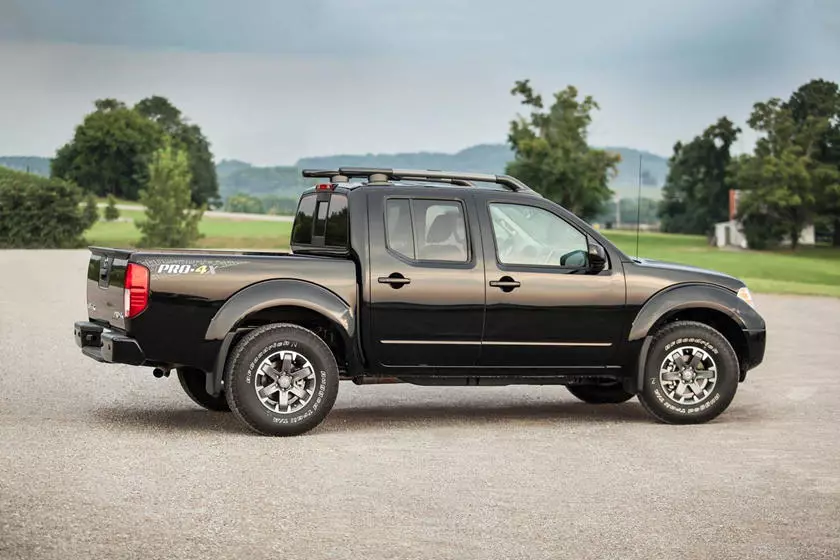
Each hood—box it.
[631,258,745,292]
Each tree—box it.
[225,192,265,214]
[786,79,840,245]
[731,98,839,250]
[135,96,220,207]
[104,194,120,221]
[659,118,740,234]
[82,194,99,227]
[506,80,619,219]
[137,143,203,248]
[51,101,163,200]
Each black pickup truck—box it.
[75,167,766,436]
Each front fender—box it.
[204,279,354,341]
[628,283,763,341]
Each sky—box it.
[1,0,838,166]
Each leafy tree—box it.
[225,192,265,214]
[82,194,99,227]
[135,96,220,206]
[506,80,619,219]
[786,79,840,245]
[732,98,839,250]
[104,194,120,221]
[137,143,203,248]
[659,118,740,234]
[52,101,163,200]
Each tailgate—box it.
[86,247,134,331]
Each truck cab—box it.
[75,167,766,436]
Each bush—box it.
[0,167,90,248]
[104,194,120,221]
[82,194,99,227]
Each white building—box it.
[713,190,815,248]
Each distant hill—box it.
[3,144,670,201]
[296,144,668,200]
[0,156,51,177]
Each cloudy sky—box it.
[1,0,838,166]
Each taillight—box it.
[316,183,334,190]
[124,263,149,318]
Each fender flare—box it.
[628,283,750,342]
[205,279,354,341]
[203,279,355,397]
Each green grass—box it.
[86,210,840,297]
[603,230,840,297]
[86,209,291,249]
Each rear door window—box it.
[385,198,468,263]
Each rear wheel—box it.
[224,323,339,436]
[637,320,739,424]
[177,367,229,412]
[566,382,634,404]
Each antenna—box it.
[635,153,642,258]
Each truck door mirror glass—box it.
[587,243,607,273]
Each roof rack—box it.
[301,167,534,193]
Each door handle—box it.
[489,276,520,292]
[378,273,411,288]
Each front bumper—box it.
[74,321,145,365]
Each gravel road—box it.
[1,250,838,560]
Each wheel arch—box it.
[629,284,750,379]
[203,279,359,396]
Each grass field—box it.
[87,210,291,249]
[85,211,840,297]
[605,230,840,297]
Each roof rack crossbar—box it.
[300,167,533,193]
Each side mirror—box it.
[587,243,607,273]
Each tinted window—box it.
[385,199,415,260]
[314,200,328,237]
[324,194,348,247]
[413,200,468,262]
[291,194,316,245]
[489,203,587,267]
[385,198,468,263]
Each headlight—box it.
[737,286,755,308]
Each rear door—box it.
[366,189,486,368]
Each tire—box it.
[177,367,230,412]
[224,323,339,436]
[637,320,739,424]
[566,382,634,404]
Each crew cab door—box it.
[478,196,625,368]
[366,190,485,368]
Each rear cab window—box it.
[291,191,349,254]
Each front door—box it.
[368,191,485,368]
[478,199,625,368]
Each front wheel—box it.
[177,367,229,412]
[224,323,339,436]
[566,382,634,404]
[637,321,739,424]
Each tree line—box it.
[658,79,839,249]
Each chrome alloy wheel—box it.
[254,350,317,414]
[658,346,718,405]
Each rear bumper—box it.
[744,328,766,371]
[74,321,145,366]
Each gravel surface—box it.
[1,250,838,560]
